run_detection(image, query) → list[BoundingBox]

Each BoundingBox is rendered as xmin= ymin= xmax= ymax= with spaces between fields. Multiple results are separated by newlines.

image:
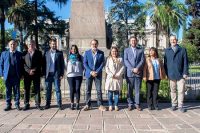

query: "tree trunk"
xmin=125 ymin=18 xmax=129 ymax=47
xmin=155 ymin=23 xmax=159 ymax=48
xmin=34 ymin=0 xmax=39 ymax=49
xmin=166 ymin=27 xmax=170 ymax=48
xmin=19 ymin=28 xmax=23 ymax=52
xmin=0 ymin=6 xmax=5 ymax=52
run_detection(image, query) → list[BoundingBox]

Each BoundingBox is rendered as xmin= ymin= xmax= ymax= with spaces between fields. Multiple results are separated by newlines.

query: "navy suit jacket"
xmin=83 ymin=49 xmax=104 ymax=78
xmin=164 ymin=45 xmax=189 ymax=80
xmin=124 ymin=47 xmax=145 ymax=78
xmin=42 ymin=50 xmax=64 ymax=78
xmin=0 ymin=50 xmax=23 ymax=81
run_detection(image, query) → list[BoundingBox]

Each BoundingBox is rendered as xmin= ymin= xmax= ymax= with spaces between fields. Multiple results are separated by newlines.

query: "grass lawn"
xmin=189 ymin=66 xmax=200 ymax=73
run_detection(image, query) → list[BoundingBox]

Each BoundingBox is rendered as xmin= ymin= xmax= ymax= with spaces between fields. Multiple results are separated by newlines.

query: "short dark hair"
xmin=50 ymin=38 xmax=57 ymax=43
xmin=129 ymin=36 xmax=138 ymax=42
xmin=90 ymin=39 xmax=98 ymax=44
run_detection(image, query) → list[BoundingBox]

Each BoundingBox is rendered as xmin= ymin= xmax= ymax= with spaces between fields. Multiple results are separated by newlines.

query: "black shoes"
xmin=36 ymin=106 xmax=43 ymax=110
xmin=4 ymin=106 xmax=11 ymax=111
xmin=171 ymin=106 xmax=177 ymax=111
xmin=70 ymin=103 xmax=74 ymax=110
xmin=44 ymin=104 xmax=50 ymax=109
xmin=75 ymin=103 xmax=79 ymax=110
xmin=23 ymin=105 xmax=30 ymax=111
xmin=58 ymin=105 xmax=63 ymax=110
xmin=16 ymin=105 xmax=21 ymax=111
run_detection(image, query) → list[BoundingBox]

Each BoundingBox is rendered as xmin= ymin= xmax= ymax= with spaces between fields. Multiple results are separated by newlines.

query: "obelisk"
xmin=70 ymin=0 xmax=107 ymax=54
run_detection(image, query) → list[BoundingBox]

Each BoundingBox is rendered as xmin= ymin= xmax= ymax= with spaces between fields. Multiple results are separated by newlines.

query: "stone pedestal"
xmin=70 ymin=0 xmax=107 ymax=54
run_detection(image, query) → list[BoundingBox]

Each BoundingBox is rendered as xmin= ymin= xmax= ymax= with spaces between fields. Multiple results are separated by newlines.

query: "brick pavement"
xmin=0 ymin=101 xmax=200 ymax=133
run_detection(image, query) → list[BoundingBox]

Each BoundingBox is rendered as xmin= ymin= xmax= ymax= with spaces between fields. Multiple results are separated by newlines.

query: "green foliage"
xmin=184 ymin=0 xmax=200 ymax=48
xmin=180 ymin=43 xmax=200 ymax=63
xmin=0 ymin=78 xmax=6 ymax=98
xmin=120 ymin=79 xmax=171 ymax=102
xmin=108 ymin=0 xmax=145 ymax=51
xmin=0 ymin=78 xmax=25 ymax=98
xmin=0 ymin=29 xmax=13 ymax=47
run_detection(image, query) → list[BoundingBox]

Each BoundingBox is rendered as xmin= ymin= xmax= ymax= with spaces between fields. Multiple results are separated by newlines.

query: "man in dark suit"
xmin=0 ymin=40 xmax=23 ymax=111
xmin=82 ymin=39 xmax=106 ymax=111
xmin=124 ymin=36 xmax=145 ymax=111
xmin=164 ymin=35 xmax=189 ymax=113
xmin=43 ymin=38 xmax=64 ymax=110
xmin=23 ymin=40 xmax=43 ymax=110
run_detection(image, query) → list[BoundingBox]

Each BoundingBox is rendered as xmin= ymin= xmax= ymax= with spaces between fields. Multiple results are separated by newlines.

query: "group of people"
xmin=0 ymin=35 xmax=189 ymax=113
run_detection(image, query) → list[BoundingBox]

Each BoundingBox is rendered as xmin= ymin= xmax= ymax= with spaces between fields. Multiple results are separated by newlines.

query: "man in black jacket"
xmin=23 ymin=40 xmax=43 ymax=110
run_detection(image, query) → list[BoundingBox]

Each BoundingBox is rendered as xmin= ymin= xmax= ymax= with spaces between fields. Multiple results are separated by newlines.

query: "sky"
xmin=5 ymin=0 xmax=184 ymax=39
xmin=5 ymin=0 xmax=112 ymax=29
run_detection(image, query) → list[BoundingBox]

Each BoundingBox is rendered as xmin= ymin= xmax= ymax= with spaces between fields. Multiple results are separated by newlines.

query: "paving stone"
xmin=10 ymin=129 xmax=39 ymax=133
xmin=148 ymin=124 xmax=164 ymax=130
xmin=130 ymin=118 xmax=158 ymax=125
xmin=14 ymin=124 xmax=43 ymax=130
xmin=22 ymin=118 xmax=49 ymax=124
xmin=89 ymin=124 xmax=102 ymax=130
xmin=104 ymin=124 xmax=118 ymax=130
xmin=156 ymin=118 xmax=185 ymax=125
xmin=104 ymin=118 xmax=131 ymax=125
xmin=168 ymin=129 xmax=199 ymax=133
xmin=104 ymin=129 xmax=135 ymax=133
xmin=191 ymin=123 xmax=200 ymax=129
xmin=176 ymin=124 xmax=192 ymax=129
xmin=73 ymin=130 xmax=102 ymax=133
xmin=76 ymin=117 xmax=103 ymax=125
xmin=73 ymin=124 xmax=89 ymax=130
xmin=48 ymin=118 xmax=75 ymax=125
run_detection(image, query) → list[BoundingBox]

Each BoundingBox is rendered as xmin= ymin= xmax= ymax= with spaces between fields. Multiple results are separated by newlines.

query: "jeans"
xmin=147 ymin=80 xmax=160 ymax=107
xmin=85 ymin=76 xmax=103 ymax=106
xmin=126 ymin=77 xmax=142 ymax=107
xmin=108 ymin=90 xmax=119 ymax=106
xmin=5 ymin=77 xmax=20 ymax=107
xmin=45 ymin=75 xmax=62 ymax=106
xmin=67 ymin=76 xmax=83 ymax=103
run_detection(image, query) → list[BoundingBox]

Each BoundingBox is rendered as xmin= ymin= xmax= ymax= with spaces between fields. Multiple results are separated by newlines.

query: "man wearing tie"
xmin=124 ymin=36 xmax=145 ymax=111
xmin=82 ymin=39 xmax=106 ymax=111
xmin=43 ymin=38 xmax=64 ymax=110
xmin=23 ymin=40 xmax=43 ymax=110
xmin=0 ymin=40 xmax=23 ymax=111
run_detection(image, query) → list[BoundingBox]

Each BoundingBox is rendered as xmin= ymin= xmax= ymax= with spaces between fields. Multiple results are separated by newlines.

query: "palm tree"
xmin=143 ymin=0 xmax=187 ymax=47
xmin=7 ymin=0 xmax=34 ymax=51
xmin=0 ymin=0 xmax=16 ymax=51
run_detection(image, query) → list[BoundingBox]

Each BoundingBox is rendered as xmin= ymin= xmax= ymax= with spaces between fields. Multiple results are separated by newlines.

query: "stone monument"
xmin=70 ymin=0 xmax=107 ymax=54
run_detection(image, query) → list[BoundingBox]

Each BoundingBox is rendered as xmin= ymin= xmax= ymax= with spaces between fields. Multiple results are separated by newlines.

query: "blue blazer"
xmin=164 ymin=45 xmax=189 ymax=80
xmin=83 ymin=49 xmax=104 ymax=78
xmin=0 ymin=50 xmax=23 ymax=81
xmin=124 ymin=47 xmax=145 ymax=78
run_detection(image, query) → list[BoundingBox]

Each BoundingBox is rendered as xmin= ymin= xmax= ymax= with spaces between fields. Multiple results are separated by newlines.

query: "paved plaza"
xmin=0 ymin=101 xmax=200 ymax=133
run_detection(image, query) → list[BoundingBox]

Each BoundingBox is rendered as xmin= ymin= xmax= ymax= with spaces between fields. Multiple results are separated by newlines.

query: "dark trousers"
xmin=5 ymin=77 xmax=20 ymax=107
xmin=85 ymin=76 xmax=103 ymax=106
xmin=126 ymin=77 xmax=142 ymax=107
xmin=45 ymin=75 xmax=62 ymax=106
xmin=147 ymin=79 xmax=161 ymax=107
xmin=24 ymin=75 xmax=41 ymax=106
xmin=67 ymin=76 xmax=82 ymax=103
